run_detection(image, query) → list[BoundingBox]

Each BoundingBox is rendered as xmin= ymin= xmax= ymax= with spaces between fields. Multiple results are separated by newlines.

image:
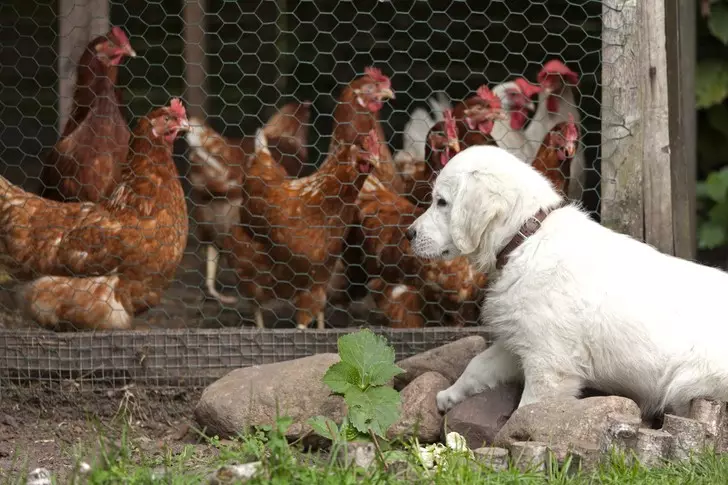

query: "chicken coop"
xmin=0 ymin=0 xmax=696 ymax=391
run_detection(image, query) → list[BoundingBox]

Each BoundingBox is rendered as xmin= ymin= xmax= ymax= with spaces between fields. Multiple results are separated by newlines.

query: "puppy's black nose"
xmin=406 ymin=227 xmax=416 ymax=241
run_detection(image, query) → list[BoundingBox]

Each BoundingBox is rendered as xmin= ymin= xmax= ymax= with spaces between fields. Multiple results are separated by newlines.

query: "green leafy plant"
xmin=309 ymin=329 xmax=404 ymax=442
xmin=697 ymin=1 xmax=728 ymax=250
xmin=698 ymin=167 xmax=728 ymax=248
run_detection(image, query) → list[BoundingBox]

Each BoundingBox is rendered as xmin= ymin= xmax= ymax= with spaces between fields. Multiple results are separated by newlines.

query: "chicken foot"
xmin=204 ymin=245 xmax=238 ymax=305
xmin=254 ymin=307 xmax=265 ymax=329
xmin=294 ymin=286 xmax=327 ymax=330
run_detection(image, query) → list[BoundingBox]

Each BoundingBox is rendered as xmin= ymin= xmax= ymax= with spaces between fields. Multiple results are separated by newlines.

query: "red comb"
xmin=169 ymin=98 xmax=186 ymax=119
xmin=110 ymin=26 xmax=130 ymax=46
xmin=537 ymin=59 xmax=579 ymax=85
xmin=564 ymin=113 xmax=579 ymax=141
xmin=476 ymin=85 xmax=502 ymax=110
xmin=364 ymin=66 xmax=391 ymax=87
xmin=514 ymin=77 xmax=542 ymax=98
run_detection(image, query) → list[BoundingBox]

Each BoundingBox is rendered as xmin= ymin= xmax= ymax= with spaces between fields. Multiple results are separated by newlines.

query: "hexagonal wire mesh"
xmin=0 ymin=0 xmax=623 ymax=388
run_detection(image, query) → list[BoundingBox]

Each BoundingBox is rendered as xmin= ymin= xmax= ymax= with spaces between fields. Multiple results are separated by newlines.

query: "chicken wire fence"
xmin=0 ymin=0 xmax=668 ymax=389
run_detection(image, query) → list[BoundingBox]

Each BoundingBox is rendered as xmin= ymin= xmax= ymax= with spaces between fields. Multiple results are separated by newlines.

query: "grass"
xmin=6 ymin=418 xmax=728 ymax=485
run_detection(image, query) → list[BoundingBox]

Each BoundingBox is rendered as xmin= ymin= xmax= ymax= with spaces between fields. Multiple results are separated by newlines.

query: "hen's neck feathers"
xmin=64 ymin=52 xmax=122 ymax=136
xmin=127 ymin=124 xmax=176 ymax=171
xmin=332 ymin=84 xmax=380 ymax=141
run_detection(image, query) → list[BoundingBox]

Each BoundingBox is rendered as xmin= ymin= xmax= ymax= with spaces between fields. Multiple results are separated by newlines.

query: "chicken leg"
xmin=204 ymin=245 xmax=238 ymax=305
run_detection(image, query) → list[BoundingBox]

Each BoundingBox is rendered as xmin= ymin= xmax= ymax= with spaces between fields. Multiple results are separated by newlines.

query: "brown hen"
xmin=185 ymin=103 xmax=309 ymax=304
xmin=328 ymin=67 xmax=404 ymax=303
xmin=41 ymin=27 xmax=137 ymax=203
xmin=0 ymin=99 xmax=189 ymax=331
xmin=222 ymin=130 xmax=381 ymax=329
xmin=531 ymin=114 xmax=579 ymax=197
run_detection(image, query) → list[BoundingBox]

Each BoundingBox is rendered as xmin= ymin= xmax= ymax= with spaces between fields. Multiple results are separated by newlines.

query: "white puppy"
xmin=408 ymin=145 xmax=728 ymax=419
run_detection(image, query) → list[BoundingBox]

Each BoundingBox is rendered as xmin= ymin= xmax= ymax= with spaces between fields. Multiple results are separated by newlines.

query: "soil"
xmin=0 ymin=385 xmax=216 ymax=482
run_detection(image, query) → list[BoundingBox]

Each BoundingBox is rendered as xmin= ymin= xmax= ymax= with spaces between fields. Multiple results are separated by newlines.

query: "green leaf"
xmin=697 ymin=60 xmax=728 ymax=108
xmin=699 ymin=221 xmax=727 ymax=249
xmin=709 ymin=198 xmax=728 ymax=226
xmin=337 ymin=329 xmax=404 ymax=388
xmin=709 ymin=3 xmax=728 ymax=44
xmin=344 ymin=386 xmax=401 ymax=437
xmin=307 ymin=416 xmax=339 ymax=441
xmin=322 ymin=361 xmax=359 ymax=394
xmin=697 ymin=181 xmax=711 ymax=200
xmin=704 ymin=168 xmax=728 ymax=202
xmin=341 ymin=420 xmax=370 ymax=442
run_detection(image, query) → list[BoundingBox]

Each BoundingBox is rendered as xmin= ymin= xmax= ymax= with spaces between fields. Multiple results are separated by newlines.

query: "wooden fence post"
xmin=601 ymin=0 xmax=644 ymax=241
xmin=57 ymin=0 xmax=110 ymax=133
xmin=666 ymin=0 xmax=697 ymax=261
xmin=184 ymin=0 xmax=208 ymax=120
xmin=601 ymin=0 xmax=696 ymax=259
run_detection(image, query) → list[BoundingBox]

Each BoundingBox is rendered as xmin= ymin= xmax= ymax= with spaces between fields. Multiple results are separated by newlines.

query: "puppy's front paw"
xmin=436 ymin=388 xmax=464 ymax=413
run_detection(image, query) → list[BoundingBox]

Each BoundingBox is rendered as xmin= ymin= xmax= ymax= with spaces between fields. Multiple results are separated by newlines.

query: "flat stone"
xmin=494 ymin=396 xmax=641 ymax=451
xmin=443 ymin=384 xmax=522 ymax=449
xmin=394 ymin=336 xmax=487 ymax=389
xmin=194 ymin=353 xmax=346 ymax=440
xmin=388 ymin=371 xmax=450 ymax=443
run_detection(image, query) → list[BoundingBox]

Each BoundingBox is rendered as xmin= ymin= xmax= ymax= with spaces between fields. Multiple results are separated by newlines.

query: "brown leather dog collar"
xmin=495 ymin=202 xmax=567 ymax=270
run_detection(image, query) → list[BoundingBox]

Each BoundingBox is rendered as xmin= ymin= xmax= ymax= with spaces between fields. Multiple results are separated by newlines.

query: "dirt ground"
xmin=0 ymin=385 xmax=217 ymax=481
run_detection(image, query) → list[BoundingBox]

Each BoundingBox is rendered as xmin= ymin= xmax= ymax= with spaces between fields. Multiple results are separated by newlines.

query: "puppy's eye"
xmin=437 ymin=198 xmax=447 ymax=207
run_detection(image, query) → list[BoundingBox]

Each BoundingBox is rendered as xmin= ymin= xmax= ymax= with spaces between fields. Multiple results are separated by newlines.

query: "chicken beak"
xmin=177 ymin=118 xmax=191 ymax=132
xmin=449 ymin=138 xmax=460 ymax=153
xmin=379 ymin=88 xmax=395 ymax=100
xmin=124 ymin=45 xmax=138 ymax=58
xmin=526 ymin=100 xmax=536 ymax=111
xmin=494 ymin=109 xmax=508 ymax=121
xmin=565 ymin=141 xmax=576 ymax=158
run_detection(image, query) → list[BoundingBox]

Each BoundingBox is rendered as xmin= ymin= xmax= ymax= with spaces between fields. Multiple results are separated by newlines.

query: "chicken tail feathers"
xmin=254 ymin=127 xmax=271 ymax=156
xmin=397 ymin=107 xmax=435 ymax=165
xmin=185 ymin=119 xmax=229 ymax=180
xmin=428 ymin=92 xmax=452 ymax=123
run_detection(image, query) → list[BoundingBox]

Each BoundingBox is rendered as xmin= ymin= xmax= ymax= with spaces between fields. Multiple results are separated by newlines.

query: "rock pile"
xmin=194 ymin=336 xmax=728 ymax=472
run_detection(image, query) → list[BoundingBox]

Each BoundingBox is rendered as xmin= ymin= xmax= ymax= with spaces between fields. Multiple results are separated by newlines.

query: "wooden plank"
xmin=640 ymin=0 xmax=674 ymax=255
xmin=276 ymin=0 xmax=291 ymax=97
xmin=57 ymin=0 xmax=110 ymax=132
xmin=0 ymin=328 xmax=489 ymax=388
xmin=665 ymin=0 xmax=697 ymax=261
xmin=183 ymin=0 xmax=208 ymax=120
xmin=600 ymin=0 xmax=644 ymax=239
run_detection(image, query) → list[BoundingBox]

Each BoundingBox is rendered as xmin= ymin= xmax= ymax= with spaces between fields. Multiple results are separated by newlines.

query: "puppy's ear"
xmin=449 ymin=172 xmax=490 ymax=254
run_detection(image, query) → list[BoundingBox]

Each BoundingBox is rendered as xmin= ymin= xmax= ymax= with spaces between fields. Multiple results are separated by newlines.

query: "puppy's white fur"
xmin=409 ymin=145 xmax=728 ymax=418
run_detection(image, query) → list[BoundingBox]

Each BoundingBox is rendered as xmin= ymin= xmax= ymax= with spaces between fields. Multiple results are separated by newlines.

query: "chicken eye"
xmin=164 ymin=115 xmax=170 ymax=122
xmin=437 ymin=198 xmax=447 ymax=207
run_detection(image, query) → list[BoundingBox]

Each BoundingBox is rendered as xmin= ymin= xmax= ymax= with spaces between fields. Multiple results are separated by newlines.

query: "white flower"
xmin=445 ymin=431 xmax=469 ymax=452
xmin=418 ymin=443 xmax=446 ymax=469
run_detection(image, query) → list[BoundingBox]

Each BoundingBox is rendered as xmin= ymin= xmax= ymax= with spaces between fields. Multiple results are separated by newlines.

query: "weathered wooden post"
xmin=184 ymin=0 xmax=208 ymax=120
xmin=601 ymin=0 xmax=696 ymax=260
xmin=57 ymin=0 xmax=110 ymax=132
